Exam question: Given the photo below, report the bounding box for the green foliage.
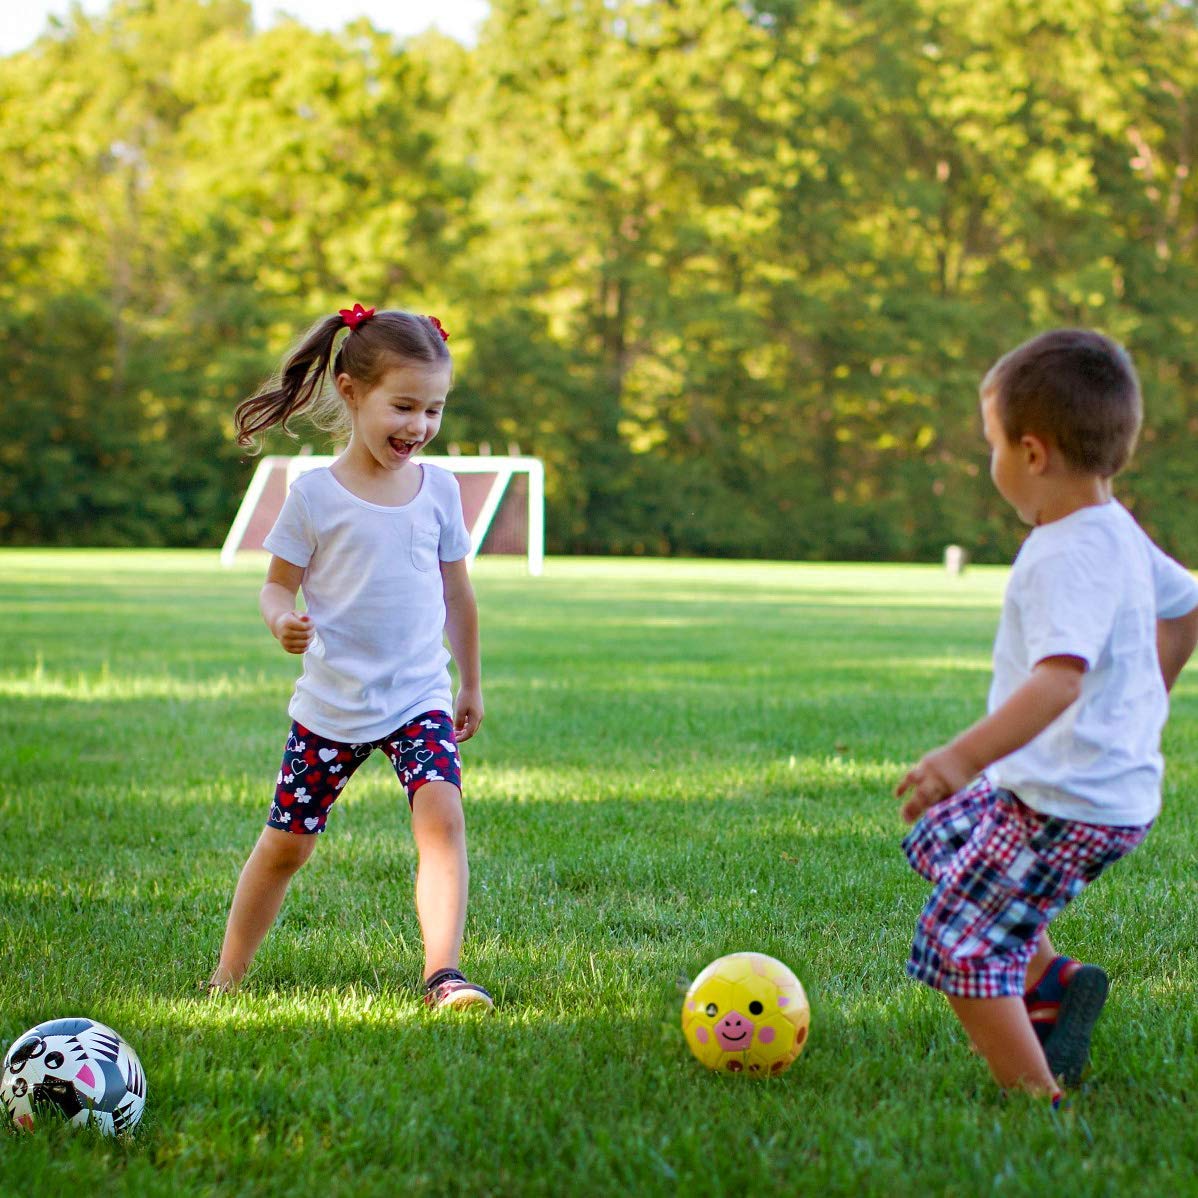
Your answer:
[1,1,1196,560]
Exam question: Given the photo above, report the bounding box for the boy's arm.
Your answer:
[1157,606,1198,692]
[896,655,1085,824]
[441,557,483,742]
[261,555,313,654]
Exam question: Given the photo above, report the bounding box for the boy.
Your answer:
[897,329,1198,1101]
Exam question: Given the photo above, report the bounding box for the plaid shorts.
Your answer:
[267,711,462,835]
[903,776,1150,997]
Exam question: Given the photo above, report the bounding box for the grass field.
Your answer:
[2,550,1196,1196]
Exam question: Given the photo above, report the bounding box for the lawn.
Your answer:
[1,550,1195,1196]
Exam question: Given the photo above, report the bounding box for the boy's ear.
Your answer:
[1021,432,1050,474]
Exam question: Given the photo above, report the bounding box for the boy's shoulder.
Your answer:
[1016,502,1147,585]
[1027,502,1137,555]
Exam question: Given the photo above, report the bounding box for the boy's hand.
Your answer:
[453,686,484,742]
[896,745,974,824]
[271,610,314,654]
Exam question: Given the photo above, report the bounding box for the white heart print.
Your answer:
[290,757,306,774]
[318,747,338,763]
[415,749,433,763]
[304,817,320,831]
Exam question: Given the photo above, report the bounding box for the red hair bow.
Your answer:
[426,315,450,343]
[339,303,375,331]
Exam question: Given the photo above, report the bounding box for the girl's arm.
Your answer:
[442,557,483,741]
[896,655,1085,823]
[261,555,314,655]
[1158,605,1198,692]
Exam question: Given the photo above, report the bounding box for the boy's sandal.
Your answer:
[1044,964,1109,1087]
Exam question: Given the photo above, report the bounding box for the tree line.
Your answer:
[1,0,1196,562]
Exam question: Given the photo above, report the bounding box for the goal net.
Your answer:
[220,454,544,574]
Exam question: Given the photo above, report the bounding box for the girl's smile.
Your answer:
[389,436,421,459]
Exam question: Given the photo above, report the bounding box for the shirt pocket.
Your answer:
[410,524,440,573]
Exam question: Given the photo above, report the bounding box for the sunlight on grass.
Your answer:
[873,653,994,672]
[2,549,1196,1196]
[0,664,279,701]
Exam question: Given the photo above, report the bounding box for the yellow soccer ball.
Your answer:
[681,952,810,1076]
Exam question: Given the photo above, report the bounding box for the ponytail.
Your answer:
[233,315,344,448]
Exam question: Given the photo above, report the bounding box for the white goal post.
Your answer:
[220,454,544,574]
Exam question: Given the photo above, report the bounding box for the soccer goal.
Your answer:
[220,454,545,574]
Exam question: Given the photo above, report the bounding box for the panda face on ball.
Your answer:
[5,1024,107,1124]
[1,1018,146,1135]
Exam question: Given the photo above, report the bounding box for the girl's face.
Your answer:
[339,359,452,472]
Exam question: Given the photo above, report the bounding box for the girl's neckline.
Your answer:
[324,463,427,511]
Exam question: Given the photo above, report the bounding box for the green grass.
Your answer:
[1,550,1196,1196]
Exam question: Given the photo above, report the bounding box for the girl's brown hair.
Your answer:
[234,310,451,449]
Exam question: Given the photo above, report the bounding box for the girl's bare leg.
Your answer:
[209,827,318,990]
[410,782,469,980]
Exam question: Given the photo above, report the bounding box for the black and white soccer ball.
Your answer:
[1,1018,146,1136]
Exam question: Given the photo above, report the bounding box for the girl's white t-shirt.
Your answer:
[262,464,472,743]
[987,500,1198,826]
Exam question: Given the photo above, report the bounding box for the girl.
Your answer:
[208,304,492,1010]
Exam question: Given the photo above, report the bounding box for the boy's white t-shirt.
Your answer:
[262,464,472,743]
[987,500,1198,826]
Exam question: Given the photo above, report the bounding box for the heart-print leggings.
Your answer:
[266,711,462,835]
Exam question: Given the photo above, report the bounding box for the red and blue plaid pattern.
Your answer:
[903,778,1149,997]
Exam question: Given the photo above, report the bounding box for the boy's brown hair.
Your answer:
[982,329,1142,477]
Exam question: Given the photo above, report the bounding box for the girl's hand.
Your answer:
[896,745,973,824]
[272,610,314,654]
[453,686,484,742]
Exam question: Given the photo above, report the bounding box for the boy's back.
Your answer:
[990,499,1198,826]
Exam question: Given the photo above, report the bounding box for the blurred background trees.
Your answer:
[1,0,1195,560]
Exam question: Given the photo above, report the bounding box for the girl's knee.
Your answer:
[412,783,466,839]
[255,826,318,873]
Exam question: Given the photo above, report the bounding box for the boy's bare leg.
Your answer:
[410,781,469,980]
[210,827,318,990]
[947,994,1058,1094]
